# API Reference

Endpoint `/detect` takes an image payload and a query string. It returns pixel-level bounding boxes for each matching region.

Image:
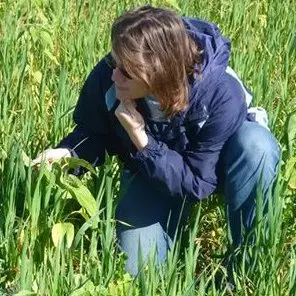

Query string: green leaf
[32,70,42,84]
[64,157,96,175]
[165,0,181,11]
[39,30,54,52]
[286,110,296,158]
[285,157,296,189]
[14,291,36,296]
[44,48,60,66]
[106,274,134,296]
[52,222,74,248]
[288,32,296,57]
[151,0,181,11]
[21,150,31,167]
[59,174,97,217]
[289,171,296,189]
[71,280,96,296]
[0,147,7,159]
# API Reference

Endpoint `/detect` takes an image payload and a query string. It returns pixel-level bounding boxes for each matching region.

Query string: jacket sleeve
[56,55,113,168]
[56,125,105,168]
[130,81,247,201]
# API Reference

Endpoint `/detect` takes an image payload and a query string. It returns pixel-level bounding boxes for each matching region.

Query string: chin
[115,90,128,100]
[115,89,143,101]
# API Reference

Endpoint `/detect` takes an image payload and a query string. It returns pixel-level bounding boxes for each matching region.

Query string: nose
[111,67,126,84]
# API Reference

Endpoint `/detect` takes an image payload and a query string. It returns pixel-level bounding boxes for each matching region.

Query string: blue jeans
[115,121,280,276]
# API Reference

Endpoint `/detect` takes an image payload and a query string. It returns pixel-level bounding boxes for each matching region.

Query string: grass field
[0,0,295,295]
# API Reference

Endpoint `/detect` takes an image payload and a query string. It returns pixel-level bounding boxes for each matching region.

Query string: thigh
[115,170,192,237]
[221,121,280,211]
[221,121,280,246]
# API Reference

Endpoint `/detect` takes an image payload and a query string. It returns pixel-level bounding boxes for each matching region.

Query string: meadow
[0,0,295,295]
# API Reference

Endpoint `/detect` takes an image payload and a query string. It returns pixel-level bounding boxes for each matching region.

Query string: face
[110,52,149,101]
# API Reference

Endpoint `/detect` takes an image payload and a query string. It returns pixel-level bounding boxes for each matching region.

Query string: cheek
[132,82,149,97]
[115,89,128,101]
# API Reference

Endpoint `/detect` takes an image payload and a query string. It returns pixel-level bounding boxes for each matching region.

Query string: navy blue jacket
[57,17,248,201]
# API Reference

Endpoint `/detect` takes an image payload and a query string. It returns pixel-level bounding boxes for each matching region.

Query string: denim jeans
[115,121,280,276]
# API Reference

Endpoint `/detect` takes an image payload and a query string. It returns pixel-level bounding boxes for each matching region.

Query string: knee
[226,122,280,169]
[117,223,172,276]
[223,122,280,213]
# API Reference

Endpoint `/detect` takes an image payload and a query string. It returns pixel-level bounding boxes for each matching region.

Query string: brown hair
[111,5,202,117]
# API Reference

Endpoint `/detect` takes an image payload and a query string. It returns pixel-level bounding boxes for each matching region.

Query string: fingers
[31,153,48,166]
[115,99,145,134]
[122,99,136,108]
[121,100,141,119]
[31,148,71,167]
[119,100,135,117]
[115,101,132,118]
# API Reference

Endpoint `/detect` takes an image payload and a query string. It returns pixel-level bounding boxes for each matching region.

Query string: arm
[56,125,106,167]
[129,81,247,201]
[56,55,113,168]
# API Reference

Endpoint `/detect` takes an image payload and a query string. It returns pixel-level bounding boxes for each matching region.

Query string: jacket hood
[182,17,231,81]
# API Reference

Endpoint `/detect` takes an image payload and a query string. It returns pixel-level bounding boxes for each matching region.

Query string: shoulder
[76,54,114,110]
[73,54,114,131]
[184,70,248,136]
[85,54,113,91]
[188,69,247,115]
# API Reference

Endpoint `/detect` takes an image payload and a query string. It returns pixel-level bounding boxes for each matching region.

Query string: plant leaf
[21,150,31,167]
[151,0,181,11]
[52,222,74,248]
[14,291,36,296]
[60,174,97,217]
[289,170,296,189]
[285,157,296,189]
[64,157,96,175]
[286,110,296,157]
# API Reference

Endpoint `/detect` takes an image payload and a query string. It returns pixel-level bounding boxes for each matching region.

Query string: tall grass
[0,0,295,295]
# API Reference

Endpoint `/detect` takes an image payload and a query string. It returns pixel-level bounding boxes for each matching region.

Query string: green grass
[0,0,295,295]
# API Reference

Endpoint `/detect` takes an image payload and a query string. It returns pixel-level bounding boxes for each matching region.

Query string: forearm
[130,135,217,201]
[128,128,148,151]
[56,125,105,167]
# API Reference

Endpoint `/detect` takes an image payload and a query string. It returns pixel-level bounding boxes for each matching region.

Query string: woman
[34,6,280,276]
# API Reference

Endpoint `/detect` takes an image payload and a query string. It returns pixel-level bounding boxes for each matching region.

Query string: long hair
[111,5,202,117]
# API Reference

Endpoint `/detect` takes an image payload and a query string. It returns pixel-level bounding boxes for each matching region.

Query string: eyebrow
[110,51,132,79]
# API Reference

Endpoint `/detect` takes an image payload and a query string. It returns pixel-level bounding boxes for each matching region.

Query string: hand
[31,148,71,167]
[115,100,144,132]
[115,100,148,150]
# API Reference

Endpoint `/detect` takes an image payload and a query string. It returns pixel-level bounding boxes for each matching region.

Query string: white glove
[31,148,71,166]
